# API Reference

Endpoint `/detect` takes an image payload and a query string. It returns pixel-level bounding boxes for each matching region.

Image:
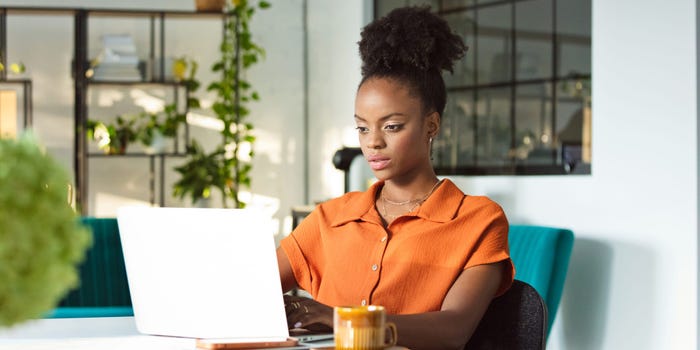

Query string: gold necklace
[382,179,443,206]
[383,196,423,206]
[381,197,421,221]
[380,179,443,221]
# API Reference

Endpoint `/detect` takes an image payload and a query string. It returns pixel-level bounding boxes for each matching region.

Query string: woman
[277,6,514,349]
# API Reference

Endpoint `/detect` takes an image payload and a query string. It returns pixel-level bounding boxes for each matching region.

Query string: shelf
[87,152,188,158]
[0,78,32,83]
[87,80,187,86]
[0,6,226,18]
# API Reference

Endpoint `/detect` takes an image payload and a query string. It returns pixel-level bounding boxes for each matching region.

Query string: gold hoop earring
[429,137,434,161]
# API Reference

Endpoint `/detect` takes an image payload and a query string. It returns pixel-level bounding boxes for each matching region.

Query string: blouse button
[381,236,387,242]
[371,264,378,271]
[361,299,367,306]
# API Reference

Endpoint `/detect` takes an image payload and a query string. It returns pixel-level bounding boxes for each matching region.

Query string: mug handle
[384,322,398,347]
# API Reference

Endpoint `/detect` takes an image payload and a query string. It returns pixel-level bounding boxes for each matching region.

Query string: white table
[0,317,408,350]
[0,317,195,350]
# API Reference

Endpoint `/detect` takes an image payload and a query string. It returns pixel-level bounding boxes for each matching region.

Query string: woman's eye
[384,124,403,132]
[355,126,369,133]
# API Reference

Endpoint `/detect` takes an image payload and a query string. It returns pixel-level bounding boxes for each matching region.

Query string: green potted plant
[86,114,138,155]
[136,102,189,154]
[173,0,269,208]
[86,56,200,155]
[0,134,91,326]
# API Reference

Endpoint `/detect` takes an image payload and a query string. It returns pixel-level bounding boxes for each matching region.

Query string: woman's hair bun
[359,6,467,77]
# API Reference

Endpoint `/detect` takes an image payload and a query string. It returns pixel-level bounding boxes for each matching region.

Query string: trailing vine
[173,0,269,208]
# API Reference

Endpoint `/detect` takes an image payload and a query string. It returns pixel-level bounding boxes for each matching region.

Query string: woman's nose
[364,129,385,149]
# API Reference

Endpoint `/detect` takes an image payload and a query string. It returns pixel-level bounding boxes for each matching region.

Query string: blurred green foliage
[0,135,91,327]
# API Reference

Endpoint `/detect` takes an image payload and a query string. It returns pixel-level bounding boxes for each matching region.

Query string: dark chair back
[466,280,547,350]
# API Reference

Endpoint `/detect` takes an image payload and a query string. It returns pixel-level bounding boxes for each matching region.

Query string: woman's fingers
[283,296,333,330]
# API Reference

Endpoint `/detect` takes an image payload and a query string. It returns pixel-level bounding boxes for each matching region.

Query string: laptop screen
[117,207,288,340]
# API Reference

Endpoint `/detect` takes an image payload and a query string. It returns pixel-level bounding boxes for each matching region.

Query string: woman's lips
[367,155,390,170]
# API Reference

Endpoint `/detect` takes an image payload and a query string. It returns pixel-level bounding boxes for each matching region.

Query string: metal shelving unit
[0,6,224,214]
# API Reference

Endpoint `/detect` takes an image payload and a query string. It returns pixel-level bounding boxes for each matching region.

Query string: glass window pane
[434,90,476,168]
[408,0,438,7]
[557,0,591,76]
[556,78,591,170]
[375,0,439,17]
[514,83,555,165]
[475,87,511,165]
[559,42,591,77]
[556,0,591,36]
[477,5,512,84]
[444,10,476,87]
[440,0,475,11]
[515,0,553,80]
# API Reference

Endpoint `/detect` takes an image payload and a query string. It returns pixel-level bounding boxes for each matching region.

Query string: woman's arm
[387,262,505,350]
[277,247,298,293]
[279,242,506,349]
[277,247,334,331]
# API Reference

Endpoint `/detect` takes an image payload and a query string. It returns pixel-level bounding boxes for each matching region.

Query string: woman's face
[354,77,439,182]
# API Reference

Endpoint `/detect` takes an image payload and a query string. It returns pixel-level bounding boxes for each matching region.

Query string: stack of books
[92,34,142,82]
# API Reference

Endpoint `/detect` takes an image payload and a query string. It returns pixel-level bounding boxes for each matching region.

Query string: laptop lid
[116,206,289,340]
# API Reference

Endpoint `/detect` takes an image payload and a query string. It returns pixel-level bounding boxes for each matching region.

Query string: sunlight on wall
[94,87,174,112]
[319,128,346,200]
[95,190,282,237]
[96,89,126,107]
[94,192,151,217]
[239,190,281,237]
[246,128,282,164]
[341,124,360,147]
[316,124,366,199]
[187,111,224,131]
[129,89,165,113]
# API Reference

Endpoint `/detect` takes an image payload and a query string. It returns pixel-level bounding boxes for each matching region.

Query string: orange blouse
[280,179,514,314]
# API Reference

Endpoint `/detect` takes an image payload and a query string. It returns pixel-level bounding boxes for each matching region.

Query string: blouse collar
[330,178,465,227]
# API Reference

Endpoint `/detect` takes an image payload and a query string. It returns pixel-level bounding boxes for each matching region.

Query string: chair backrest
[48,217,133,318]
[508,225,574,334]
[466,280,547,350]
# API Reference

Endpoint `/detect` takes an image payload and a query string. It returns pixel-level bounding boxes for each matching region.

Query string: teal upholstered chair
[45,217,133,318]
[508,225,574,335]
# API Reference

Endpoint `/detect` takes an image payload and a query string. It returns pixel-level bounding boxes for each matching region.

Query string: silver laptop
[116,206,289,341]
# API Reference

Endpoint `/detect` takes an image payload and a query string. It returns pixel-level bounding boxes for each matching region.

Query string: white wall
[306,0,699,349]
[305,0,373,203]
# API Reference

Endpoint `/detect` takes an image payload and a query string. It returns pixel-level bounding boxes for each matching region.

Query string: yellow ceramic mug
[334,305,398,350]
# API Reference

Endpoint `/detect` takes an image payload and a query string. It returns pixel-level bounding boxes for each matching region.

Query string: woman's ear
[426,111,441,138]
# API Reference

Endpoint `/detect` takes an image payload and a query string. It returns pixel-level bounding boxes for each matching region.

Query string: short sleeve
[280,206,323,294]
[463,198,515,297]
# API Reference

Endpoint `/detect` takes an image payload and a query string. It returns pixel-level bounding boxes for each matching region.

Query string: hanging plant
[173,0,269,208]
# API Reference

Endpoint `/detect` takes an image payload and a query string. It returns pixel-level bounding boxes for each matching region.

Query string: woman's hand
[283,294,333,332]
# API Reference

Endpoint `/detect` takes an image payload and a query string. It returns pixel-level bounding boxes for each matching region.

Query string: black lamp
[332,147,363,192]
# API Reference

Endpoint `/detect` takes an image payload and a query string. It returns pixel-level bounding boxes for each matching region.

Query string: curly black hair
[358,6,467,117]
